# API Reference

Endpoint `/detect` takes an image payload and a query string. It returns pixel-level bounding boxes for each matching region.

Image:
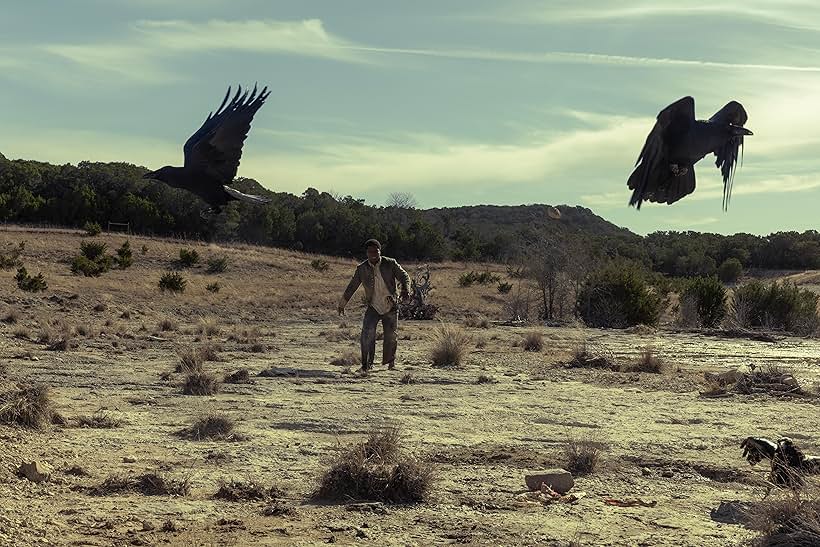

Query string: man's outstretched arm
[339,267,362,315]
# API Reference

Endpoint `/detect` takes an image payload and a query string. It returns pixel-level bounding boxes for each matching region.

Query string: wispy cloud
[481,0,820,31]
[350,46,820,73]
[43,19,371,82]
[37,16,820,86]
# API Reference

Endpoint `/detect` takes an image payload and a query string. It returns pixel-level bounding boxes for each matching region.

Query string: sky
[1,0,820,235]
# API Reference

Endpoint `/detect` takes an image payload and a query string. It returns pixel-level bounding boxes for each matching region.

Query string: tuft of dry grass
[76,410,123,429]
[93,471,191,496]
[2,308,20,324]
[476,374,496,384]
[13,325,31,339]
[199,343,221,362]
[74,323,92,337]
[182,370,220,396]
[175,347,204,373]
[158,317,178,332]
[619,348,665,374]
[330,350,360,367]
[0,384,55,429]
[176,413,241,441]
[400,372,416,384]
[224,369,252,384]
[197,316,221,336]
[214,478,284,501]
[464,315,490,329]
[247,342,266,353]
[564,438,602,475]
[567,340,616,370]
[65,465,90,477]
[748,486,820,546]
[522,331,544,352]
[430,323,471,368]
[314,427,432,504]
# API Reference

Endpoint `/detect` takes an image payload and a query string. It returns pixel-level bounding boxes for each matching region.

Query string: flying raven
[627,96,752,210]
[144,85,273,216]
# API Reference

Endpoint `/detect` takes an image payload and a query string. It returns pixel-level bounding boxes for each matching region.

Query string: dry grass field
[1,226,819,546]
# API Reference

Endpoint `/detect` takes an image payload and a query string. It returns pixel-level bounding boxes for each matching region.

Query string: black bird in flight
[144,85,273,216]
[627,96,752,210]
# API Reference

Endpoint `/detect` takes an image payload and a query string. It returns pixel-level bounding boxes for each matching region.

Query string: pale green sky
[1,1,819,235]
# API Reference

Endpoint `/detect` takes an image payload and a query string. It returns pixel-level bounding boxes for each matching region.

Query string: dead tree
[399,265,438,320]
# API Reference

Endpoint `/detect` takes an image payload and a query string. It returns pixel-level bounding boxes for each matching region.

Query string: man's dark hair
[365,239,381,250]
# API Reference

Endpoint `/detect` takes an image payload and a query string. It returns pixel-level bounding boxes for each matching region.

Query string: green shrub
[206,256,227,274]
[458,271,500,287]
[81,241,107,261]
[71,241,113,277]
[159,272,186,293]
[83,221,102,236]
[732,280,819,335]
[15,267,47,292]
[681,276,727,328]
[178,249,199,267]
[718,258,743,283]
[497,282,513,294]
[116,240,133,269]
[576,261,665,328]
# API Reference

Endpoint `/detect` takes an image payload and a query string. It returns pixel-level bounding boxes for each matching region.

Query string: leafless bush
[314,427,432,503]
[522,331,544,352]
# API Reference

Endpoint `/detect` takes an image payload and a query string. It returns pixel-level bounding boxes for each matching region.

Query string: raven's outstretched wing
[183,84,271,182]
[709,101,748,211]
[628,96,695,209]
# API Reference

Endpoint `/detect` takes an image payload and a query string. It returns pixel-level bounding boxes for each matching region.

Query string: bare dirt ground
[1,228,819,546]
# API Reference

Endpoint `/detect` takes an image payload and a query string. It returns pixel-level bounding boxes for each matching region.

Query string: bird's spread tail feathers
[223,185,272,205]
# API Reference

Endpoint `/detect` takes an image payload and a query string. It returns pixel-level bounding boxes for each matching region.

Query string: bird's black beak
[732,126,753,136]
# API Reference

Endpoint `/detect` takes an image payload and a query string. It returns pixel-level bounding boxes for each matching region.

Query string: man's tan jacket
[341,256,411,311]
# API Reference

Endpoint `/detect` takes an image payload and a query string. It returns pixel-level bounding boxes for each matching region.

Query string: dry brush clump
[566,340,617,370]
[92,471,191,496]
[176,413,243,441]
[734,365,808,397]
[522,331,545,352]
[76,410,123,429]
[564,438,603,475]
[0,384,55,429]
[2,308,21,324]
[314,427,433,504]
[464,314,490,329]
[182,370,221,396]
[330,350,360,367]
[748,485,820,546]
[214,477,284,501]
[224,369,252,384]
[618,347,666,374]
[430,323,471,368]
[197,316,221,336]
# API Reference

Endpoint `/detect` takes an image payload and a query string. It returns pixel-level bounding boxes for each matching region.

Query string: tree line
[1,154,819,271]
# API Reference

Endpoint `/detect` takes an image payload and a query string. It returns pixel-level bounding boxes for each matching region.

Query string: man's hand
[337,296,347,316]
